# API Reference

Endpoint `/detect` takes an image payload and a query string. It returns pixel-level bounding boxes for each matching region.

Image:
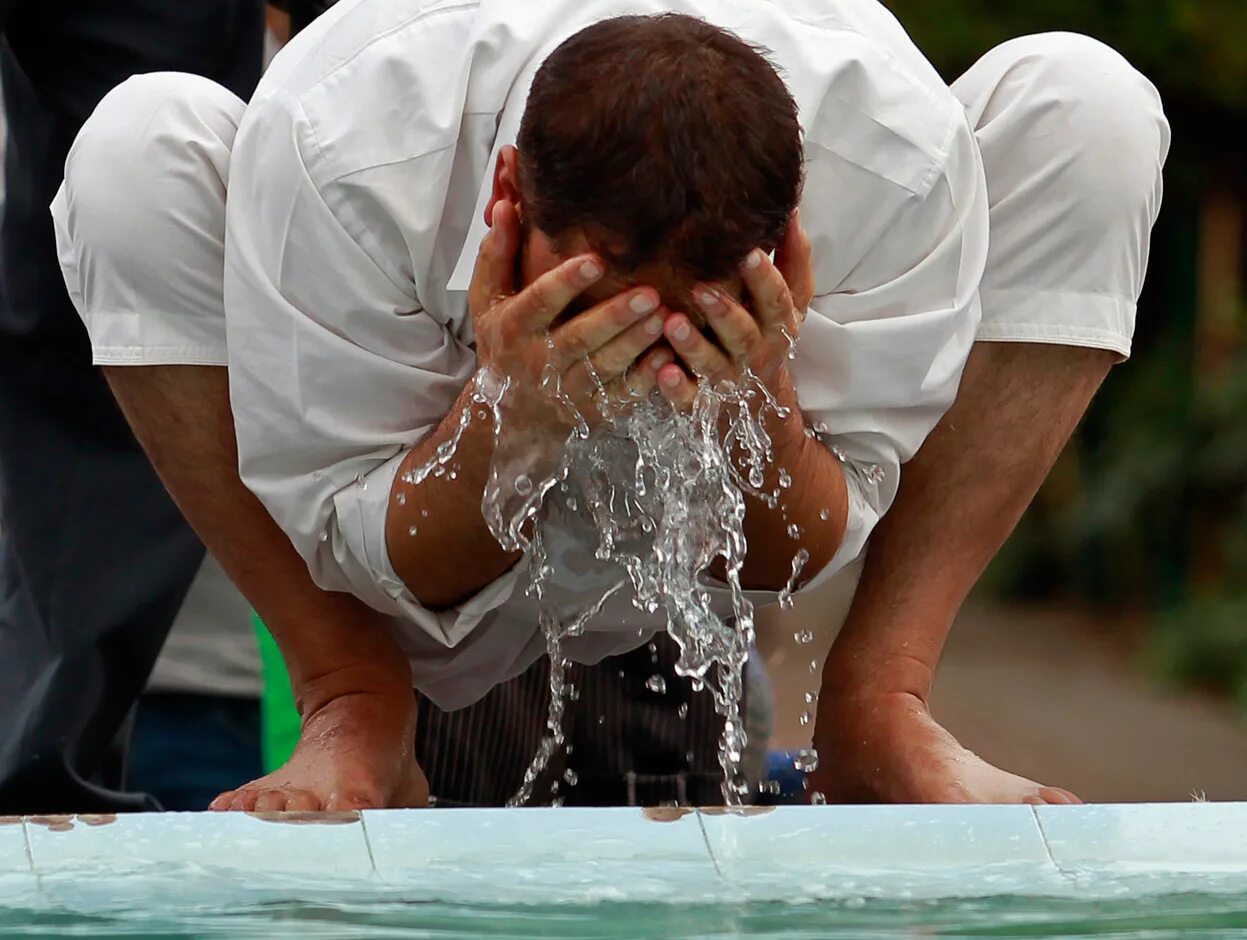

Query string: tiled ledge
[3,805,1246,905]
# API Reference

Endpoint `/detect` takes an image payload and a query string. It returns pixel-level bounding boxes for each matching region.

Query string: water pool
[2,805,1245,938]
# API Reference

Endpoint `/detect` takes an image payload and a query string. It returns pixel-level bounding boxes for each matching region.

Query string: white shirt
[223,0,988,709]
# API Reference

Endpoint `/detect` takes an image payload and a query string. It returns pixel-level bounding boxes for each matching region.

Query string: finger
[664,312,732,379]
[774,209,815,314]
[209,790,235,812]
[740,247,796,331]
[511,254,606,334]
[692,285,762,359]
[467,199,521,314]
[565,307,666,388]
[608,344,673,402]
[549,287,659,368]
[656,361,697,411]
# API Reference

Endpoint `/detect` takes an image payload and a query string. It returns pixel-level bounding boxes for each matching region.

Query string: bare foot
[809,691,1081,805]
[210,691,428,812]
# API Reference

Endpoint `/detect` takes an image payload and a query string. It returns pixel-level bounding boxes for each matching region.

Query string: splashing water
[777,549,808,611]
[414,349,803,805]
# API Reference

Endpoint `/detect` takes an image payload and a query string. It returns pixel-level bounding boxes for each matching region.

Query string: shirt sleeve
[223,89,522,648]
[794,108,989,591]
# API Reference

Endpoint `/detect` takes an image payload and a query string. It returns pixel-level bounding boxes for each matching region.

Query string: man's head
[487,13,804,314]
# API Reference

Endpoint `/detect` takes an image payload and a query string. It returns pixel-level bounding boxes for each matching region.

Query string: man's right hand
[468,199,670,428]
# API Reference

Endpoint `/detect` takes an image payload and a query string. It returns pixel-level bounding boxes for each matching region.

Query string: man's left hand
[655,211,813,409]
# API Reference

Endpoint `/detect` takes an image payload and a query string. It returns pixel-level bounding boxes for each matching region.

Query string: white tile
[0,817,30,874]
[25,811,373,879]
[363,807,725,903]
[1036,803,1247,873]
[698,805,1065,900]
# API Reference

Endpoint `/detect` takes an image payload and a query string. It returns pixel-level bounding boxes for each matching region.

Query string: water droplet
[678,702,689,719]
[514,474,533,496]
[811,791,827,805]
[787,523,802,539]
[597,715,606,726]
[396,492,407,506]
[819,508,830,521]
[777,469,792,489]
[448,470,458,480]
[799,712,812,726]
[355,474,367,491]
[809,658,819,674]
[863,464,886,485]
[794,748,819,773]
[421,509,429,518]
[408,525,418,537]
[646,675,667,694]
[794,629,814,644]
[563,769,578,786]
[685,750,695,764]
[568,686,580,702]
[318,531,329,543]
[550,780,560,795]
[804,691,818,705]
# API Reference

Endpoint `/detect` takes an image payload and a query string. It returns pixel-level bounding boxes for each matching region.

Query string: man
[0,0,264,814]
[54,0,1168,809]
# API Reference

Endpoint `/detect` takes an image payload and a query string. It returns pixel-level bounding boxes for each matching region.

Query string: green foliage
[885,0,1247,110]
[1146,596,1247,707]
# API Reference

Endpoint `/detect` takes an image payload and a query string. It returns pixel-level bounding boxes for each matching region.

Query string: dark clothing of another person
[0,0,265,814]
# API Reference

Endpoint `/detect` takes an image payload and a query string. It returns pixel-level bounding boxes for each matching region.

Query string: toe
[326,791,382,812]
[231,789,261,812]
[209,791,235,812]
[284,790,321,812]
[253,789,288,813]
[1039,787,1083,805]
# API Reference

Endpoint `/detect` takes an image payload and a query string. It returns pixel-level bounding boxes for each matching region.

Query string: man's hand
[470,200,667,428]
[654,211,813,413]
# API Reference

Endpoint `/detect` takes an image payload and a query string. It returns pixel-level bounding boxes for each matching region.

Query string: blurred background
[767,0,1247,802]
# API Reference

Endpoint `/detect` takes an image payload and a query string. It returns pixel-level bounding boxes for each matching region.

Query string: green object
[252,614,301,772]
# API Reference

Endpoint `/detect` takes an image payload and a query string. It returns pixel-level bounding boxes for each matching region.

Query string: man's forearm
[385,378,522,610]
[731,376,849,591]
[820,344,1116,701]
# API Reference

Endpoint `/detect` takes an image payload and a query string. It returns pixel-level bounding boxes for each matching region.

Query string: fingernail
[743,250,763,270]
[651,349,673,369]
[661,369,682,388]
[644,314,664,335]
[630,292,658,314]
[580,260,603,281]
[697,289,719,309]
[671,320,692,342]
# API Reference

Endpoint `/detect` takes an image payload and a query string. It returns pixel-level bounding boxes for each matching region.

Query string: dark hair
[517,14,804,284]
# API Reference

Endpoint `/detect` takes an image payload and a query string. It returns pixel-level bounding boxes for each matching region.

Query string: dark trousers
[128,694,263,812]
[418,633,737,807]
[0,0,264,814]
